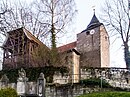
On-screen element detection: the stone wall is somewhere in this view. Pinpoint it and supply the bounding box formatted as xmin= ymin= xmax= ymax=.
xmin=46 ymin=84 xmax=111 ymax=97
xmin=80 ymin=68 xmax=130 ymax=89
xmin=100 ymin=25 xmax=109 ymax=67
xmin=76 ymin=25 xmax=109 ymax=68
xmin=0 ymin=68 xmax=130 ymax=96
xmin=77 ymin=27 xmax=101 ymax=67
xmin=58 ymin=49 xmax=80 ymax=83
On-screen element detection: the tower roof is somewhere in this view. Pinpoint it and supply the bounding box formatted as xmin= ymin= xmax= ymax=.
xmin=82 ymin=13 xmax=102 ymax=33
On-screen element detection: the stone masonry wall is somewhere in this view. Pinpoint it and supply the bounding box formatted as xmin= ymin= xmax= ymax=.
xmin=77 ymin=27 xmax=101 ymax=67
xmin=100 ymin=25 xmax=109 ymax=67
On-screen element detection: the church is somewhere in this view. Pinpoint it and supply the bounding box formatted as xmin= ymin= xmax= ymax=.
xmin=3 ymin=12 xmax=109 ymax=82
xmin=56 ymin=12 xmax=110 ymax=83
xmin=2 ymin=12 xmax=109 ymax=69
xmin=58 ymin=12 xmax=110 ymax=69
xmin=2 ymin=12 xmax=109 ymax=83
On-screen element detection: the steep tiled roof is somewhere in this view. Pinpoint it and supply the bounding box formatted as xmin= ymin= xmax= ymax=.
xmin=82 ymin=13 xmax=102 ymax=33
xmin=58 ymin=42 xmax=76 ymax=52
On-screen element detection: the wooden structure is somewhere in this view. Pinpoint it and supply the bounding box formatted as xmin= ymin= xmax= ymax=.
xmin=2 ymin=27 xmax=48 ymax=69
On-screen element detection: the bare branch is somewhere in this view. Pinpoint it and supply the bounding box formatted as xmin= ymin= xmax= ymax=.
xmin=101 ymin=0 xmax=130 ymax=68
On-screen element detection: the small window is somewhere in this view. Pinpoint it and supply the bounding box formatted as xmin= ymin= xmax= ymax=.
xmin=86 ymin=31 xmax=90 ymax=35
xmin=105 ymin=36 xmax=108 ymax=41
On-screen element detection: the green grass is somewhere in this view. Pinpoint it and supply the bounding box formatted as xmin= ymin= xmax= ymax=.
xmin=78 ymin=92 xmax=130 ymax=97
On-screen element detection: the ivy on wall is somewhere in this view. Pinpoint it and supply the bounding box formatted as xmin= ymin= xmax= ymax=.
xmin=0 ymin=66 xmax=68 ymax=83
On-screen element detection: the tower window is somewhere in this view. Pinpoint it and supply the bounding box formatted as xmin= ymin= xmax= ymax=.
xmin=105 ymin=36 xmax=108 ymax=41
xmin=86 ymin=31 xmax=90 ymax=35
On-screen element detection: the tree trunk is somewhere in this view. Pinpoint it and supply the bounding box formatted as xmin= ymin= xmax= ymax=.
xmin=51 ymin=24 xmax=56 ymax=50
xmin=50 ymin=24 xmax=58 ymax=66
xmin=124 ymin=42 xmax=130 ymax=69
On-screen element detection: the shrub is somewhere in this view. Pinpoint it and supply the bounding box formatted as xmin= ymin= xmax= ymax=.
xmin=0 ymin=88 xmax=18 ymax=97
xmin=80 ymin=78 xmax=112 ymax=88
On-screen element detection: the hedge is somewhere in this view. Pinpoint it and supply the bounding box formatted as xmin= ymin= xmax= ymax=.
xmin=80 ymin=78 xmax=112 ymax=88
xmin=0 ymin=88 xmax=18 ymax=97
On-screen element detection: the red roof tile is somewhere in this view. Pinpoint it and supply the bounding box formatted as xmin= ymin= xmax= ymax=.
xmin=58 ymin=41 xmax=76 ymax=52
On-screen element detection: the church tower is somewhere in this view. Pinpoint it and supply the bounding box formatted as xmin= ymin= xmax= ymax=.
xmin=77 ymin=12 xmax=109 ymax=68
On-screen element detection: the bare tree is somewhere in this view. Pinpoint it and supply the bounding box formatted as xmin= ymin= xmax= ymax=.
xmin=0 ymin=0 xmax=49 ymax=69
xmin=0 ymin=0 xmax=76 ymax=47
xmin=33 ymin=0 xmax=77 ymax=48
xmin=0 ymin=0 xmax=9 ymax=36
xmin=0 ymin=0 xmax=47 ymax=40
xmin=31 ymin=0 xmax=77 ymax=65
xmin=101 ymin=0 xmax=130 ymax=68
xmin=0 ymin=0 xmax=76 ymax=67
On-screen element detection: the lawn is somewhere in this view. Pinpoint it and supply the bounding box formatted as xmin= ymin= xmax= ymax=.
xmin=78 ymin=92 xmax=130 ymax=97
